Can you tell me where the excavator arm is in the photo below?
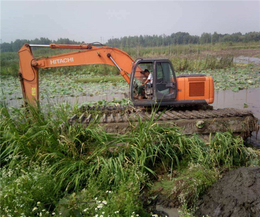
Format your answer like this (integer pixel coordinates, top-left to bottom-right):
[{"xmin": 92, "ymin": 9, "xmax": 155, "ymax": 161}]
[{"xmin": 18, "ymin": 43, "xmax": 136, "ymax": 104}]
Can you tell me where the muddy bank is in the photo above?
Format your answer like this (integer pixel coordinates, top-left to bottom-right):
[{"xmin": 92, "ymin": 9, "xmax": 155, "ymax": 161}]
[{"xmin": 195, "ymin": 167, "xmax": 260, "ymax": 217}]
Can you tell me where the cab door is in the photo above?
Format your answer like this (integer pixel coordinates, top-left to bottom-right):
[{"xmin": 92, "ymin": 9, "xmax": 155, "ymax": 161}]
[
  {"xmin": 130, "ymin": 59, "xmax": 155, "ymax": 106},
  {"xmin": 155, "ymin": 60, "xmax": 177, "ymax": 101},
  {"xmin": 130, "ymin": 59, "xmax": 177, "ymax": 106}
]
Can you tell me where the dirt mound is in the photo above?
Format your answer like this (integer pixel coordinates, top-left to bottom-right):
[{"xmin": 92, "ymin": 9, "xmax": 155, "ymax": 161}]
[{"xmin": 196, "ymin": 167, "xmax": 260, "ymax": 217}]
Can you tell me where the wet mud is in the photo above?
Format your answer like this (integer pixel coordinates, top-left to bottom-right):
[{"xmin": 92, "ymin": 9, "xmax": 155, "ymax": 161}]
[{"xmin": 195, "ymin": 167, "xmax": 260, "ymax": 217}]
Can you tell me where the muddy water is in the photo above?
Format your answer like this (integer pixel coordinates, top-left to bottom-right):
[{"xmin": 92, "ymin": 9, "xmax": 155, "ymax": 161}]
[
  {"xmin": 213, "ymin": 88, "xmax": 260, "ymax": 119},
  {"xmin": 155, "ymin": 205, "xmax": 179, "ymax": 217},
  {"xmin": 213, "ymin": 88, "xmax": 260, "ymax": 147},
  {"xmin": 233, "ymin": 56, "xmax": 260, "ymax": 65}
]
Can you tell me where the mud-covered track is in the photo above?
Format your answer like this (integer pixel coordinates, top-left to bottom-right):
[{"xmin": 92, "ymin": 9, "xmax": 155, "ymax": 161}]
[
  {"xmin": 71, "ymin": 106, "xmax": 254, "ymax": 122},
  {"xmin": 69, "ymin": 106, "xmax": 258, "ymax": 139}
]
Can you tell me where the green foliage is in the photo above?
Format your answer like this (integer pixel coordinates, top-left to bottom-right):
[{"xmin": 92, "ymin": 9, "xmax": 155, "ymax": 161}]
[
  {"xmin": 202, "ymin": 66, "xmax": 260, "ymax": 91},
  {"xmin": 56, "ymin": 167, "xmax": 148, "ymax": 216},
  {"xmin": 170, "ymin": 55, "xmax": 234, "ymax": 72},
  {"xmin": 152, "ymin": 164, "xmax": 219, "ymax": 207},
  {"xmin": 0, "ymin": 104, "xmax": 259, "ymax": 216},
  {"xmin": 0, "ymin": 52, "xmax": 19, "ymax": 76},
  {"xmin": 0, "ymin": 163, "xmax": 58, "ymax": 216}
]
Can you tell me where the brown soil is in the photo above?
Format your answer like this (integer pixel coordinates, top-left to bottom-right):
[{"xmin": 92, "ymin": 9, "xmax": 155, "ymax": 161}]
[{"xmin": 195, "ymin": 167, "xmax": 260, "ymax": 217}]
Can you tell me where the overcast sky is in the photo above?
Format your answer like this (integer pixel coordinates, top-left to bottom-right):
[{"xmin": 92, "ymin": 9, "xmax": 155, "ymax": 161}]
[{"xmin": 1, "ymin": 0, "xmax": 259, "ymax": 43}]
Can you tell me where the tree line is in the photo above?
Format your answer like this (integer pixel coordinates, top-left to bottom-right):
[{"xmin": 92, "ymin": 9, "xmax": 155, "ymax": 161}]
[
  {"xmin": 107, "ymin": 32, "xmax": 260, "ymax": 47},
  {"xmin": 1, "ymin": 32, "xmax": 259, "ymax": 52},
  {"xmin": 0, "ymin": 38, "xmax": 83, "ymax": 53}
]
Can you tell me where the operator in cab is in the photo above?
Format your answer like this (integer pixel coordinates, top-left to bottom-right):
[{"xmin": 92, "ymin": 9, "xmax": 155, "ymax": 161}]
[{"xmin": 136, "ymin": 69, "xmax": 153, "ymax": 99}]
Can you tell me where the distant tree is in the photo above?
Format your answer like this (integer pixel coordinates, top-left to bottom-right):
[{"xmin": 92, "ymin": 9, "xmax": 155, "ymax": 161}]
[
  {"xmin": 231, "ymin": 32, "xmax": 242, "ymax": 42},
  {"xmin": 0, "ymin": 42, "xmax": 13, "ymax": 52},
  {"xmin": 212, "ymin": 32, "xmax": 220, "ymax": 43},
  {"xmin": 12, "ymin": 39, "xmax": 28, "ymax": 51},
  {"xmin": 200, "ymin": 33, "xmax": 212, "ymax": 44},
  {"xmin": 244, "ymin": 32, "xmax": 260, "ymax": 42}
]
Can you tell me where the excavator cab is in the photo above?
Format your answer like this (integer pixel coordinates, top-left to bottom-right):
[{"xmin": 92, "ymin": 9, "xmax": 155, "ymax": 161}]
[{"xmin": 130, "ymin": 59, "xmax": 177, "ymax": 106}]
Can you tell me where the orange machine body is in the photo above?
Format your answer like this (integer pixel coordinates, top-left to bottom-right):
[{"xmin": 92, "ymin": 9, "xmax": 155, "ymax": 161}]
[{"xmin": 176, "ymin": 76, "xmax": 214, "ymax": 104}]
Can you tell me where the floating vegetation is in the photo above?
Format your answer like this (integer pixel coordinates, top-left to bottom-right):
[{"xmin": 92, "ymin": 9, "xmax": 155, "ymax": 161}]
[
  {"xmin": 75, "ymin": 75, "xmax": 124, "ymax": 83},
  {"xmin": 1, "ymin": 65, "xmax": 259, "ymax": 105},
  {"xmin": 176, "ymin": 66, "xmax": 260, "ymax": 91}
]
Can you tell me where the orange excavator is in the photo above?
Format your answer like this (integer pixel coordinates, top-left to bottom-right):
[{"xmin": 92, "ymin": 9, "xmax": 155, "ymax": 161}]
[
  {"xmin": 18, "ymin": 43, "xmax": 214, "ymax": 107},
  {"xmin": 17, "ymin": 43, "xmax": 257, "ymax": 139}
]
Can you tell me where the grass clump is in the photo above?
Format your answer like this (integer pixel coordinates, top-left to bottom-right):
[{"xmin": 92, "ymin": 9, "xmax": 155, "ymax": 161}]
[
  {"xmin": 0, "ymin": 163, "xmax": 58, "ymax": 216},
  {"xmin": 0, "ymin": 103, "xmax": 259, "ymax": 216},
  {"xmin": 151, "ymin": 164, "xmax": 219, "ymax": 207},
  {"xmin": 171, "ymin": 55, "xmax": 234, "ymax": 72}
]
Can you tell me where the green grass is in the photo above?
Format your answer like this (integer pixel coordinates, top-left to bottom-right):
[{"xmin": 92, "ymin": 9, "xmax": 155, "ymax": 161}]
[
  {"xmin": 0, "ymin": 103, "xmax": 259, "ymax": 216},
  {"xmin": 151, "ymin": 164, "xmax": 220, "ymax": 207},
  {"xmin": 122, "ymin": 41, "xmax": 260, "ymax": 58},
  {"xmin": 171, "ymin": 55, "xmax": 234, "ymax": 72}
]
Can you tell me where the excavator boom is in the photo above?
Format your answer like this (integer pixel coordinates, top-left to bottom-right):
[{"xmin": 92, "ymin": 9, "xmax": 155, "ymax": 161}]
[{"xmin": 18, "ymin": 43, "xmax": 136, "ymax": 104}]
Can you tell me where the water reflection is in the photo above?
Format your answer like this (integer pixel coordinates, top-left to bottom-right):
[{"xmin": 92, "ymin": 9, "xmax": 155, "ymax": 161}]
[
  {"xmin": 233, "ymin": 56, "xmax": 260, "ymax": 65},
  {"xmin": 213, "ymin": 88, "xmax": 260, "ymax": 147},
  {"xmin": 213, "ymin": 88, "xmax": 260, "ymax": 119}
]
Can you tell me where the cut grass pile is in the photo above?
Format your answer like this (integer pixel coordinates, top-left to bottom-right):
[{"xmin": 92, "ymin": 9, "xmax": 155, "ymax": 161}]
[{"xmin": 0, "ymin": 103, "xmax": 259, "ymax": 216}]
